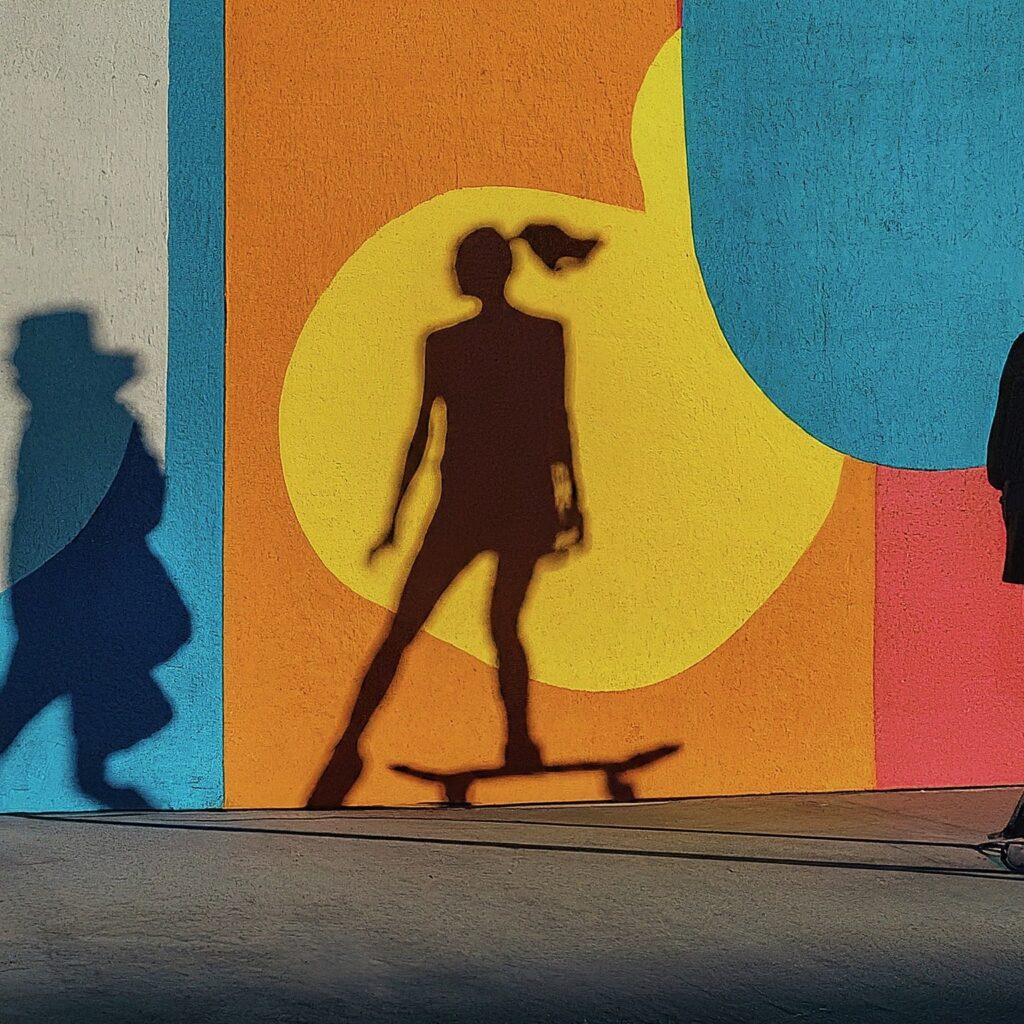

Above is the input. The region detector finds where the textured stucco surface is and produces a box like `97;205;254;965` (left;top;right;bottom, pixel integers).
0;1;170;589
224;0;879;810
225;0;1023;809
874;468;1024;788
684;0;1024;469
2;0;1022;814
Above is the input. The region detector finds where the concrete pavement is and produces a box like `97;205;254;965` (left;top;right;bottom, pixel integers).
2;786;1023;1023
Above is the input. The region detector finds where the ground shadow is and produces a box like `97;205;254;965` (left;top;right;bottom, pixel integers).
0;309;190;809
308;224;676;807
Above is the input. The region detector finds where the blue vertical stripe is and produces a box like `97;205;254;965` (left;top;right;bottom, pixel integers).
147;0;225;808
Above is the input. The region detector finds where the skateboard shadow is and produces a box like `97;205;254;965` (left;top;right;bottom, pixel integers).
391;743;682;806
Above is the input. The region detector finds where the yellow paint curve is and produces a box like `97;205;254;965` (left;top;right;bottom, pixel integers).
280;33;844;691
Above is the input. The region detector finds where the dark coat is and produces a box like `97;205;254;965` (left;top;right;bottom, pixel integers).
987;333;1024;583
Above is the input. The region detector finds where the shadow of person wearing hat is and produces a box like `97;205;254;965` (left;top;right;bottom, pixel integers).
0;309;190;809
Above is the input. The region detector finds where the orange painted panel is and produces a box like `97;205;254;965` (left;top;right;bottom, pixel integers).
224;0;678;806
223;2;874;807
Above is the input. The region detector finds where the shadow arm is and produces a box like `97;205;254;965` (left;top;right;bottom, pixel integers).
370;342;440;556
548;327;584;542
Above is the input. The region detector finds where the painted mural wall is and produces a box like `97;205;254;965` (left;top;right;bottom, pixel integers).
222;0;1024;810
0;1;222;812
2;1;1023;812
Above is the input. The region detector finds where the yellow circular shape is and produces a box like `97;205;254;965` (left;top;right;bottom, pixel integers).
280;35;843;691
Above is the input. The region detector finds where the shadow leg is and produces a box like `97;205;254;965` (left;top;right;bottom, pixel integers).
307;526;476;808
491;552;543;771
605;770;636;802
307;616;422;809
67;675;170;809
0;650;59;760
74;748;153;810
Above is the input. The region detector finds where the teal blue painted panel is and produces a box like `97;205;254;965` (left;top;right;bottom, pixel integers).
684;1;1024;469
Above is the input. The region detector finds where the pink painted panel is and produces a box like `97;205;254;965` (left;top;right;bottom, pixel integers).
875;467;1024;788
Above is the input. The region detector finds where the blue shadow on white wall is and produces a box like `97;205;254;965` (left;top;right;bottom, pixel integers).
0;0;224;812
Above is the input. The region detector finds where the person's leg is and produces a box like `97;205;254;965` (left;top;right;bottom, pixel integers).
993;788;1024;839
307;525;477;807
491;552;543;770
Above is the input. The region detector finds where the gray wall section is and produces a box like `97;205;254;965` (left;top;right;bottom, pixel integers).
0;0;169;589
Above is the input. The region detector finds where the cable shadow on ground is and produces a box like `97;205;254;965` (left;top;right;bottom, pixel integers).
145;811;987;851
13;812;1019;882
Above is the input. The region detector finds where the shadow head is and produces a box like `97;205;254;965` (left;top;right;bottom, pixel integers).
453;227;514;301
12;309;135;405
452;222;603;302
